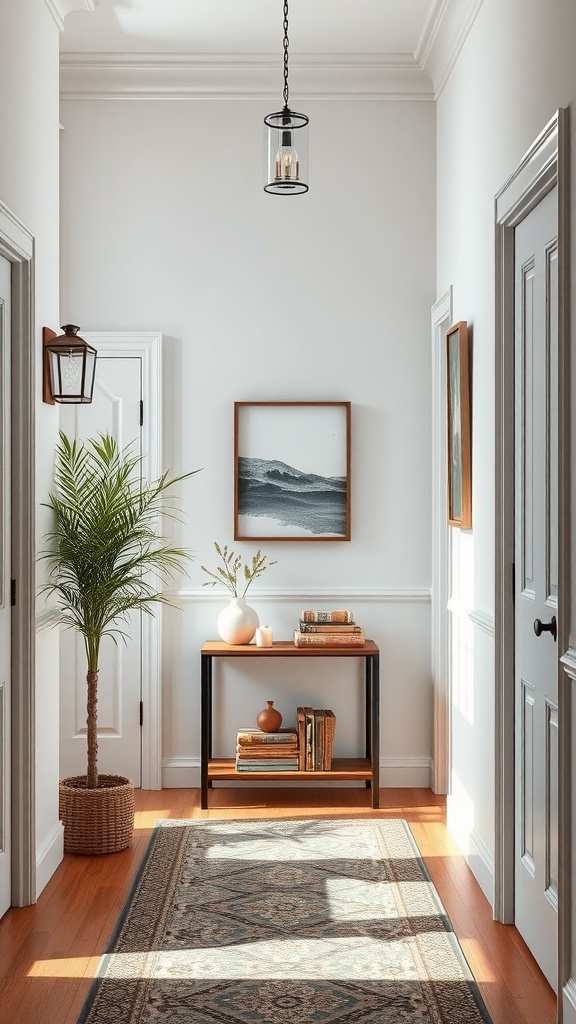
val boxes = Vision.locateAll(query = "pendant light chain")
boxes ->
[282,0,290,109]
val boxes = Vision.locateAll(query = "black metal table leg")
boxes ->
[200,653,211,809]
[371,653,380,808]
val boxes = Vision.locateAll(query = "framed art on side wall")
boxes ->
[446,321,472,528]
[234,401,351,541]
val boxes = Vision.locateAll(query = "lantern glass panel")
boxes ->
[82,349,97,401]
[48,345,97,403]
[264,116,309,194]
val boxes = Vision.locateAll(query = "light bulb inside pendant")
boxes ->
[275,130,300,182]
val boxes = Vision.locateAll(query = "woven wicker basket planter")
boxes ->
[59,775,135,855]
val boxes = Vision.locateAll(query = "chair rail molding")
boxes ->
[170,587,431,603]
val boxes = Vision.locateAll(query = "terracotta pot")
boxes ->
[256,700,283,733]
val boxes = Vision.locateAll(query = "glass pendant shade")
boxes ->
[264,109,309,194]
[45,324,97,403]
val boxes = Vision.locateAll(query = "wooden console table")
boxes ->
[200,639,380,809]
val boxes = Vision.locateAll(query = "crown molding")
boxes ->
[59,51,434,102]
[56,0,482,101]
[418,0,484,98]
[44,0,95,33]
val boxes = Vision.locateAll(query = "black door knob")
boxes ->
[533,615,557,642]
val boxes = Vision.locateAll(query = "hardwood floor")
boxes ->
[0,788,556,1024]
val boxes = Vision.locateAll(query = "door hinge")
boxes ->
[139,400,144,426]
[139,701,144,726]
[511,562,515,602]
[10,579,16,606]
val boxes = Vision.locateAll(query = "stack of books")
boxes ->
[235,727,299,772]
[296,707,336,770]
[293,609,365,647]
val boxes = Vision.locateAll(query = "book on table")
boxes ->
[235,757,300,771]
[236,744,298,758]
[300,609,354,623]
[297,706,336,771]
[296,706,309,771]
[294,629,365,648]
[237,728,298,746]
[323,710,336,770]
[297,621,362,634]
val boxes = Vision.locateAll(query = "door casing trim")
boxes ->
[431,287,453,794]
[0,201,35,906]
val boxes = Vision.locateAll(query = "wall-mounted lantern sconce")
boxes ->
[43,324,97,404]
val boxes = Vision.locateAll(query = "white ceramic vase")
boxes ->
[217,597,259,645]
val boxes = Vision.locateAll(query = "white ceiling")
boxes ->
[59,0,441,57]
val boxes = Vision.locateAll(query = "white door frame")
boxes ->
[80,332,163,790]
[494,109,570,996]
[0,201,35,906]
[431,287,453,794]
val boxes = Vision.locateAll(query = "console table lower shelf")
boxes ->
[200,640,380,809]
[207,757,373,783]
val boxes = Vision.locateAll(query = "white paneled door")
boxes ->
[514,185,558,990]
[59,357,144,786]
[0,255,11,916]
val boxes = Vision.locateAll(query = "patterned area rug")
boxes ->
[78,817,493,1024]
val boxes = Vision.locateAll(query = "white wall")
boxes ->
[59,95,437,788]
[0,0,64,894]
[436,0,576,985]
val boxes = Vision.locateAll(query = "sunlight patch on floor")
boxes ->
[88,935,480,981]
[27,956,100,978]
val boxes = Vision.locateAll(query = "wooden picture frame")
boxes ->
[446,321,472,528]
[234,401,351,541]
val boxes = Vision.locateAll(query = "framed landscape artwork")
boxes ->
[234,401,351,541]
[446,321,472,528]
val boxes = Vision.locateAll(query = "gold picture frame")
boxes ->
[446,321,472,528]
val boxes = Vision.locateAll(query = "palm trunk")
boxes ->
[86,668,99,789]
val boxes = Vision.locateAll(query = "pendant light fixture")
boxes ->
[264,0,309,195]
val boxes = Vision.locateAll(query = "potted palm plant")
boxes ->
[42,431,198,855]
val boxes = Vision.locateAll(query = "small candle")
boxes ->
[255,625,273,647]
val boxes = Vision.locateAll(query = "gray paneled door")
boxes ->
[514,184,558,990]
[0,254,11,917]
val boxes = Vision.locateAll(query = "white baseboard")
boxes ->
[563,979,576,1024]
[162,758,200,788]
[447,792,494,906]
[162,757,432,790]
[467,827,494,905]
[36,821,64,899]
[379,757,432,788]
